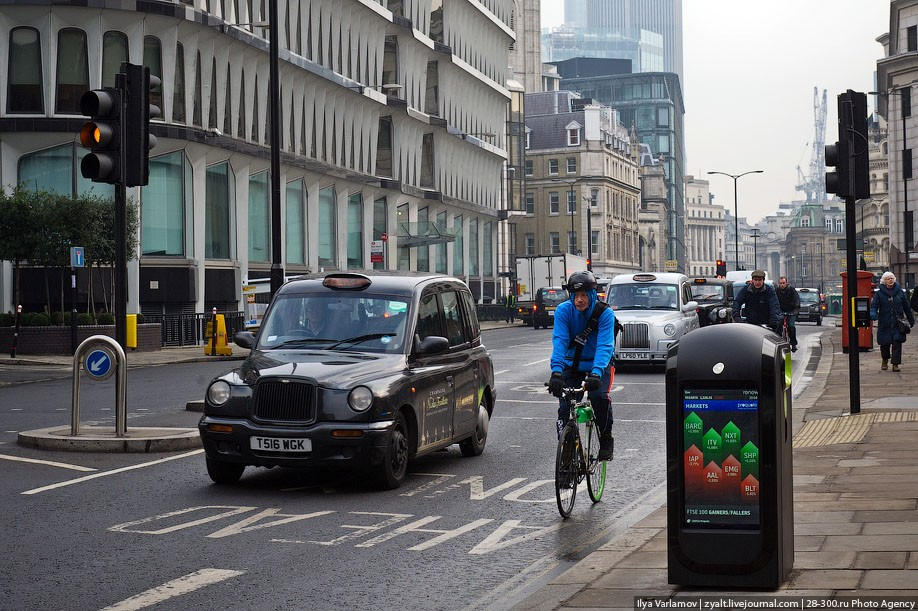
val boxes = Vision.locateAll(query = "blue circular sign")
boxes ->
[85,348,114,381]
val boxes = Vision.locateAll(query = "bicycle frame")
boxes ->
[554,385,606,518]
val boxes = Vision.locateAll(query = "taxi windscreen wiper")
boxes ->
[271,338,335,349]
[328,333,396,349]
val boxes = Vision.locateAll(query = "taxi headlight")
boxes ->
[663,323,676,337]
[207,380,231,406]
[348,386,374,412]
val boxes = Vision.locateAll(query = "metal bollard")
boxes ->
[10,304,22,358]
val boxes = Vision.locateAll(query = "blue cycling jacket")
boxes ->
[550,288,617,376]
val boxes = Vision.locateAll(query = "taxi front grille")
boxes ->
[620,323,649,349]
[252,380,315,422]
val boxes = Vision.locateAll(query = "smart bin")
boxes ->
[665,324,794,589]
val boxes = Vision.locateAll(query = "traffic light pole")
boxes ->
[114,72,128,350]
[841,91,863,414]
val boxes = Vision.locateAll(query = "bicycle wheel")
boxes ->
[555,423,579,518]
[585,420,607,503]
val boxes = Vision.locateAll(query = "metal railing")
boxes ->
[144,311,246,347]
[476,304,509,322]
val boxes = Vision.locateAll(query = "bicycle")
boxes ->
[780,313,791,344]
[551,384,608,519]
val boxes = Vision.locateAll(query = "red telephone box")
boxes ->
[840,270,873,352]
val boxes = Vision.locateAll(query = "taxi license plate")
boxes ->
[250,436,312,452]
[548,310,554,316]
[618,352,649,360]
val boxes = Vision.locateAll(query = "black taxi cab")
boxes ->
[199,271,495,489]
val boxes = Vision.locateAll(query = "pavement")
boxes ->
[6,318,918,605]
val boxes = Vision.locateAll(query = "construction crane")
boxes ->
[795,87,828,203]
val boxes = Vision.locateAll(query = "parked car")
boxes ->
[605,273,700,365]
[796,287,823,325]
[199,271,496,489]
[532,286,569,329]
[689,277,735,327]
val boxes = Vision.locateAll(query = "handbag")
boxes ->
[897,315,911,335]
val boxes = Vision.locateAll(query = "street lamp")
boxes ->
[750,228,760,270]
[268,0,284,296]
[707,170,764,271]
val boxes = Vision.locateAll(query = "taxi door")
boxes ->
[411,290,456,451]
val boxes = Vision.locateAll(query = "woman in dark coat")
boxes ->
[870,271,915,371]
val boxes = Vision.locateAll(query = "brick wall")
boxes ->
[0,324,162,355]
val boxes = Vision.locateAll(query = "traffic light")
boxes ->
[79,88,121,184]
[826,90,869,199]
[715,260,727,277]
[123,63,161,187]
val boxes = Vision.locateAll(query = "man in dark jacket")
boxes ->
[732,270,782,329]
[775,275,800,351]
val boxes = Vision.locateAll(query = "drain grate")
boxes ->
[794,412,918,448]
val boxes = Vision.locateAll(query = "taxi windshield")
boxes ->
[258,293,410,353]
[608,283,679,310]
[689,283,725,303]
[798,291,820,305]
[538,288,568,304]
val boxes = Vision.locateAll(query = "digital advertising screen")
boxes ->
[681,388,761,529]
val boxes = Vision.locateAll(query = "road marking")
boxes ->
[21,449,203,495]
[100,568,244,611]
[494,369,510,375]
[0,453,96,472]
[523,358,549,366]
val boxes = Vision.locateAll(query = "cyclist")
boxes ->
[546,271,616,460]
[732,269,782,330]
[775,275,800,352]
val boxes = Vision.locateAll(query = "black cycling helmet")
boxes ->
[565,270,596,293]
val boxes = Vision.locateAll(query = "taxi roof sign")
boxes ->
[632,274,657,282]
[323,273,372,290]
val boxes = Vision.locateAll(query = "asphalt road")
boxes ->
[0,323,823,611]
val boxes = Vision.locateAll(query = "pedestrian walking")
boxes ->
[870,271,915,372]
[504,291,516,324]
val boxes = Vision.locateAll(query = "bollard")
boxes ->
[11,304,22,358]
[211,307,218,356]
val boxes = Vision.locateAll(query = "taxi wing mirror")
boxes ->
[415,335,449,354]
[682,300,699,313]
[234,331,256,349]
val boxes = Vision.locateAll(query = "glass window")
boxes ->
[417,206,429,272]
[205,162,234,259]
[568,231,576,254]
[483,221,492,276]
[441,291,466,346]
[905,149,913,180]
[208,57,218,129]
[397,202,410,271]
[548,159,558,175]
[142,151,187,256]
[248,172,269,262]
[18,143,113,198]
[549,191,559,214]
[657,107,670,127]
[416,293,441,341]
[429,0,443,44]
[286,180,305,265]
[373,197,387,270]
[567,189,576,214]
[193,51,203,127]
[383,36,398,92]
[909,25,918,52]
[525,233,535,255]
[347,193,363,269]
[567,128,580,146]
[8,27,43,113]
[524,159,533,176]
[237,69,246,137]
[143,36,163,116]
[102,31,128,88]
[420,133,435,189]
[566,157,576,173]
[549,232,560,254]
[56,28,89,114]
[435,210,447,273]
[525,192,534,214]
[318,186,337,267]
[468,218,478,276]
[425,61,439,116]
[836,219,843,233]
[452,214,464,276]
[376,117,393,177]
[173,43,186,123]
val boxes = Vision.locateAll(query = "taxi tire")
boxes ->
[206,458,245,484]
[375,412,409,489]
[459,401,489,457]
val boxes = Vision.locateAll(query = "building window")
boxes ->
[525,192,535,214]
[142,151,189,256]
[376,117,393,177]
[347,193,364,269]
[567,189,576,215]
[566,157,576,173]
[549,191,559,214]
[373,197,387,270]
[56,28,89,114]
[905,149,913,180]
[525,233,535,255]
[193,51,203,127]
[286,180,306,265]
[904,87,912,118]
[548,159,559,175]
[248,171,269,262]
[8,27,43,113]
[425,61,439,116]
[208,57,219,129]
[102,31,128,88]
[591,188,599,207]
[452,214,464,276]
[657,107,669,127]
[825,217,833,232]
[397,203,410,270]
[483,221,492,276]
[568,231,576,254]
[205,162,235,259]
[429,0,444,44]
[549,232,560,254]
[417,206,429,272]
[435,210,447,273]
[173,43,186,123]
[420,133,435,189]
[383,35,399,92]
[143,36,163,115]
[591,230,599,256]
[18,143,112,198]
[524,159,533,176]
[318,186,337,268]
[468,218,479,276]
[525,130,530,150]
[836,219,843,233]
[567,128,580,146]
[909,25,918,52]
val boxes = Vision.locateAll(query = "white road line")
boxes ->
[0,453,96,472]
[522,358,550,366]
[100,568,245,611]
[21,449,204,495]
[494,369,510,375]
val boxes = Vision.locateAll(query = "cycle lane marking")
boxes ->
[0,452,97,471]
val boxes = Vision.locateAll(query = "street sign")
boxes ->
[70,246,85,268]
[665,259,678,271]
[85,347,115,381]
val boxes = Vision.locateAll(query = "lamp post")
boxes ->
[750,228,760,270]
[707,170,764,271]
[268,0,284,296]
[568,182,576,255]
[583,194,594,270]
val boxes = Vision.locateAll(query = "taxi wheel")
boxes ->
[375,412,409,489]
[459,401,489,457]
[206,458,244,484]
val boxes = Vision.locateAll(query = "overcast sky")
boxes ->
[542,1,890,224]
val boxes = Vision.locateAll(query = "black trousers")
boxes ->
[879,342,904,365]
